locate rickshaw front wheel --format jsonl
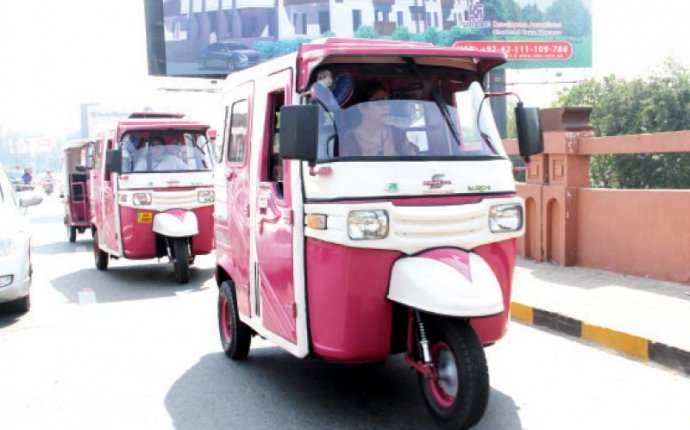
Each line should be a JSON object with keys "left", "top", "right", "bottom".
{"left": 218, "top": 281, "right": 251, "bottom": 360}
{"left": 172, "top": 238, "right": 190, "bottom": 284}
{"left": 418, "top": 318, "right": 489, "bottom": 430}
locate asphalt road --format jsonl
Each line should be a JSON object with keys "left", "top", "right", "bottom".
{"left": 1, "top": 195, "right": 688, "bottom": 430}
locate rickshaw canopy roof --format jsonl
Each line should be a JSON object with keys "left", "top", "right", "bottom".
{"left": 296, "top": 38, "right": 507, "bottom": 92}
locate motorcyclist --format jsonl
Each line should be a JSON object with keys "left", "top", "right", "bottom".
{"left": 22, "top": 169, "right": 32, "bottom": 185}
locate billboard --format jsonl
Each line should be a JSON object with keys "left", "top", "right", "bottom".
{"left": 145, "top": 0, "right": 591, "bottom": 78}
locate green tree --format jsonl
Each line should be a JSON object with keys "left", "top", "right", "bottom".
{"left": 521, "top": 4, "right": 544, "bottom": 22}
{"left": 555, "top": 59, "right": 690, "bottom": 188}
{"left": 391, "top": 26, "right": 411, "bottom": 41}
{"left": 354, "top": 25, "right": 379, "bottom": 39}
{"left": 483, "top": 0, "right": 522, "bottom": 21}
{"left": 545, "top": 0, "right": 591, "bottom": 38}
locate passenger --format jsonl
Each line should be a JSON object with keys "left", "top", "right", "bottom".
{"left": 339, "top": 82, "right": 418, "bottom": 157}
{"left": 133, "top": 137, "right": 187, "bottom": 172}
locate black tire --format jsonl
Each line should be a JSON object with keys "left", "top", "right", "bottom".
{"left": 218, "top": 281, "right": 251, "bottom": 360}
{"left": 93, "top": 231, "right": 109, "bottom": 271}
{"left": 1, "top": 295, "right": 30, "bottom": 313}
{"left": 418, "top": 318, "right": 489, "bottom": 430}
{"left": 172, "top": 238, "right": 190, "bottom": 284}
{"left": 68, "top": 225, "right": 77, "bottom": 242}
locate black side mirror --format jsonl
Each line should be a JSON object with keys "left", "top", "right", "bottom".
{"left": 279, "top": 105, "right": 319, "bottom": 164}
{"left": 75, "top": 165, "right": 87, "bottom": 173}
{"left": 515, "top": 103, "right": 544, "bottom": 158}
{"left": 105, "top": 149, "right": 122, "bottom": 176}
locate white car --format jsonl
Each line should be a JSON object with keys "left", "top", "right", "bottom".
{"left": 0, "top": 165, "right": 42, "bottom": 313}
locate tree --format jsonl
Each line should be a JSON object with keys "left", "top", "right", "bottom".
{"left": 555, "top": 59, "right": 690, "bottom": 188}
{"left": 354, "top": 25, "right": 378, "bottom": 39}
{"left": 391, "top": 26, "right": 411, "bottom": 41}
{"left": 545, "top": 0, "right": 590, "bottom": 38}
{"left": 521, "top": 4, "right": 544, "bottom": 22}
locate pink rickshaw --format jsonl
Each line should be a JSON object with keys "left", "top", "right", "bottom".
{"left": 213, "top": 39, "right": 544, "bottom": 429}
{"left": 63, "top": 139, "right": 95, "bottom": 242}
{"left": 91, "top": 113, "right": 216, "bottom": 283}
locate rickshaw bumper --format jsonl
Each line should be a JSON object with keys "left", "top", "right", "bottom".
{"left": 152, "top": 210, "right": 199, "bottom": 238}
{"left": 387, "top": 248, "right": 504, "bottom": 318}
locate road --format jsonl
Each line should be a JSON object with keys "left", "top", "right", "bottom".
{"left": 1, "top": 195, "right": 689, "bottom": 430}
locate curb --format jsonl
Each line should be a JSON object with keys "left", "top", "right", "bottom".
{"left": 510, "top": 302, "right": 690, "bottom": 376}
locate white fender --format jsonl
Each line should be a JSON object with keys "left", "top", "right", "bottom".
{"left": 388, "top": 253, "right": 504, "bottom": 317}
{"left": 152, "top": 211, "right": 199, "bottom": 237}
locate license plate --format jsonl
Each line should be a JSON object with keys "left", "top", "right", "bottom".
{"left": 137, "top": 212, "right": 153, "bottom": 223}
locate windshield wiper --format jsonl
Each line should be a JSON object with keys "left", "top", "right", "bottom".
{"left": 403, "top": 57, "right": 463, "bottom": 151}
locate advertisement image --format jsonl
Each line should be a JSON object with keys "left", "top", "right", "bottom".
{"left": 147, "top": 0, "right": 591, "bottom": 78}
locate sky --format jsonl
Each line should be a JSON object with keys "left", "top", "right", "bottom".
{"left": 1, "top": 0, "right": 689, "bottom": 137}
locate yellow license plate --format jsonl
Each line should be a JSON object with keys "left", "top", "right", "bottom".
{"left": 137, "top": 212, "right": 153, "bottom": 223}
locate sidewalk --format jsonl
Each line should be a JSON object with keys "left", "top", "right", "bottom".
{"left": 510, "top": 258, "right": 690, "bottom": 376}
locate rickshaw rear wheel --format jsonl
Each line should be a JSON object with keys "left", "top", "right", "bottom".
{"left": 172, "top": 238, "right": 190, "bottom": 284}
{"left": 67, "top": 225, "right": 76, "bottom": 242}
{"left": 93, "top": 231, "right": 108, "bottom": 271}
{"left": 418, "top": 318, "right": 489, "bottom": 430}
{"left": 218, "top": 281, "right": 251, "bottom": 360}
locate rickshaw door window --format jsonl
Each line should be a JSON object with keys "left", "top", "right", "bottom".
{"left": 265, "top": 90, "right": 285, "bottom": 196}
{"left": 227, "top": 100, "right": 248, "bottom": 163}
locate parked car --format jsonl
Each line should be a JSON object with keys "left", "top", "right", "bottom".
{"left": 0, "top": 165, "right": 42, "bottom": 313}
{"left": 198, "top": 41, "right": 260, "bottom": 71}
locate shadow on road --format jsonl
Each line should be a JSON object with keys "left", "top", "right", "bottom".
{"left": 32, "top": 239, "right": 92, "bottom": 255}
{"left": 165, "top": 350, "right": 522, "bottom": 430}
{"left": 49, "top": 263, "right": 214, "bottom": 304}
{"left": 0, "top": 311, "right": 24, "bottom": 329}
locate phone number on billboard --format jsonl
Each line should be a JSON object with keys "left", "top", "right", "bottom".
{"left": 454, "top": 41, "right": 572, "bottom": 60}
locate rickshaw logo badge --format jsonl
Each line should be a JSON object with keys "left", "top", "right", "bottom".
{"left": 423, "top": 174, "right": 452, "bottom": 190}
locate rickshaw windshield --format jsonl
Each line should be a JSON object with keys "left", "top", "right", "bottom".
{"left": 313, "top": 69, "right": 505, "bottom": 161}
{"left": 120, "top": 131, "right": 214, "bottom": 173}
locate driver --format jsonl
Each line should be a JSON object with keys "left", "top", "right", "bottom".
{"left": 339, "top": 82, "right": 418, "bottom": 157}
{"left": 133, "top": 137, "right": 187, "bottom": 172}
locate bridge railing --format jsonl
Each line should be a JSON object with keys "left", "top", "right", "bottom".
{"left": 505, "top": 107, "right": 690, "bottom": 284}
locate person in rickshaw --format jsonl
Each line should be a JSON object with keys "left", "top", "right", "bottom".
{"left": 338, "top": 82, "right": 419, "bottom": 157}
{"left": 133, "top": 136, "right": 187, "bottom": 172}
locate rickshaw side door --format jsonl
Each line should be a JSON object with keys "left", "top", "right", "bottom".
{"left": 90, "top": 139, "right": 103, "bottom": 229}
{"left": 254, "top": 70, "right": 296, "bottom": 343}
{"left": 216, "top": 83, "right": 254, "bottom": 316}
{"left": 102, "top": 137, "right": 119, "bottom": 253}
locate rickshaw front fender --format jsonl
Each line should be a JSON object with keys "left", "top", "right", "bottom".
{"left": 387, "top": 249, "right": 504, "bottom": 318}
{"left": 152, "top": 210, "right": 199, "bottom": 238}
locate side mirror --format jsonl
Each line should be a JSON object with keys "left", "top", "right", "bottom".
{"left": 279, "top": 105, "right": 319, "bottom": 164}
{"left": 515, "top": 104, "right": 544, "bottom": 158}
{"left": 19, "top": 194, "right": 43, "bottom": 208}
{"left": 75, "top": 165, "right": 87, "bottom": 173}
{"left": 207, "top": 129, "right": 217, "bottom": 141}
{"left": 105, "top": 149, "right": 122, "bottom": 176}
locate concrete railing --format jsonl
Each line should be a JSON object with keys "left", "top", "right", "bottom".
{"left": 505, "top": 107, "right": 690, "bottom": 284}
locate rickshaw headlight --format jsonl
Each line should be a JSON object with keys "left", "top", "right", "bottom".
{"left": 348, "top": 210, "right": 389, "bottom": 240}
{"left": 133, "top": 193, "right": 152, "bottom": 206}
{"left": 198, "top": 190, "right": 214, "bottom": 203}
{"left": 0, "top": 235, "right": 16, "bottom": 257}
{"left": 489, "top": 204, "right": 523, "bottom": 232}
